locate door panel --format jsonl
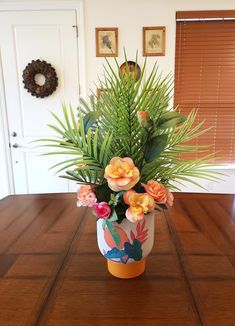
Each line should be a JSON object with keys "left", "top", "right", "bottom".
{"left": 25, "top": 154, "right": 69, "bottom": 194}
{"left": 0, "top": 10, "right": 80, "bottom": 194}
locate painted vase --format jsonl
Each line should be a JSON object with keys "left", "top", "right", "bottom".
{"left": 97, "top": 212, "right": 154, "bottom": 279}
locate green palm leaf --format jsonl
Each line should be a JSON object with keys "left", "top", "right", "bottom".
{"left": 37, "top": 53, "right": 221, "bottom": 190}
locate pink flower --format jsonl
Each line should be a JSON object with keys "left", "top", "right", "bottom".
{"left": 166, "top": 190, "right": 174, "bottom": 207}
{"left": 104, "top": 157, "right": 140, "bottom": 192}
{"left": 93, "top": 202, "right": 111, "bottom": 219}
{"left": 77, "top": 185, "right": 97, "bottom": 207}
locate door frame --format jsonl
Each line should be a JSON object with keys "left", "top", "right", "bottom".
{"left": 0, "top": 0, "right": 86, "bottom": 197}
{"left": 0, "top": 51, "right": 14, "bottom": 196}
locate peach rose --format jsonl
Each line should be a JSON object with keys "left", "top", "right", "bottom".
{"left": 104, "top": 157, "right": 140, "bottom": 192}
{"left": 142, "top": 180, "right": 168, "bottom": 204}
{"left": 77, "top": 185, "right": 97, "bottom": 207}
{"left": 124, "top": 190, "right": 155, "bottom": 223}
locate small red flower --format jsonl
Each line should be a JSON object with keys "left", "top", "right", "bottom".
{"left": 93, "top": 202, "right": 111, "bottom": 219}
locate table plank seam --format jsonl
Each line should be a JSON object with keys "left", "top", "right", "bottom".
{"left": 34, "top": 208, "right": 88, "bottom": 326}
{"left": 164, "top": 210, "right": 203, "bottom": 326}
{"left": 2, "top": 203, "right": 51, "bottom": 254}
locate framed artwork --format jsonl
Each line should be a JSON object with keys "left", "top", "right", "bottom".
{"left": 119, "top": 61, "right": 141, "bottom": 83}
{"left": 143, "top": 26, "right": 166, "bottom": 56}
{"left": 95, "top": 28, "right": 118, "bottom": 57}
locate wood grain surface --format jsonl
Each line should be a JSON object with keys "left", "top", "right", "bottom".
{"left": 0, "top": 193, "right": 235, "bottom": 325}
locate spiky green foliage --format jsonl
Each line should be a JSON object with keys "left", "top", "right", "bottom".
{"left": 37, "top": 54, "right": 221, "bottom": 190}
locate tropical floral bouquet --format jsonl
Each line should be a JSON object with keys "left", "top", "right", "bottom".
{"left": 39, "top": 56, "right": 219, "bottom": 228}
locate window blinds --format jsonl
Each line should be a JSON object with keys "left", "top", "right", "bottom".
{"left": 174, "top": 12, "right": 235, "bottom": 163}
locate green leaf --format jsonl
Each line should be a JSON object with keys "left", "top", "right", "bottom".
{"left": 93, "top": 129, "right": 99, "bottom": 160}
{"left": 36, "top": 55, "right": 220, "bottom": 192}
{"left": 83, "top": 111, "right": 100, "bottom": 133}
{"left": 103, "top": 132, "right": 113, "bottom": 166}
{"left": 157, "top": 112, "right": 186, "bottom": 129}
{"left": 158, "top": 116, "right": 185, "bottom": 129}
{"left": 108, "top": 209, "right": 118, "bottom": 222}
{"left": 145, "top": 134, "right": 168, "bottom": 162}
{"left": 87, "top": 128, "right": 92, "bottom": 156}
{"left": 109, "top": 191, "right": 124, "bottom": 206}
{"left": 99, "top": 132, "right": 109, "bottom": 163}
{"left": 105, "top": 220, "right": 121, "bottom": 247}
{"left": 49, "top": 110, "right": 66, "bottom": 130}
{"left": 95, "top": 183, "right": 112, "bottom": 202}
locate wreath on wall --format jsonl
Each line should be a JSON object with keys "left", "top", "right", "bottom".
{"left": 22, "top": 59, "right": 58, "bottom": 98}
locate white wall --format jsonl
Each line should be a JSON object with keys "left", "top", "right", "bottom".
{"left": 1, "top": 0, "right": 235, "bottom": 197}
{"left": 83, "top": 0, "right": 235, "bottom": 194}
{"left": 84, "top": 0, "right": 235, "bottom": 93}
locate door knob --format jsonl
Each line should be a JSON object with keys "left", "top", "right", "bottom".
{"left": 11, "top": 131, "right": 17, "bottom": 137}
{"left": 12, "top": 143, "right": 19, "bottom": 148}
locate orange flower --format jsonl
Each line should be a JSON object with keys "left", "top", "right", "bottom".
{"left": 104, "top": 157, "right": 140, "bottom": 192}
{"left": 124, "top": 190, "right": 155, "bottom": 223}
{"left": 142, "top": 180, "right": 168, "bottom": 204}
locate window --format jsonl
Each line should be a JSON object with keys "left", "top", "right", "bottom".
{"left": 174, "top": 11, "right": 235, "bottom": 163}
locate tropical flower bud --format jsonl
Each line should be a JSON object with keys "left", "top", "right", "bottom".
{"left": 137, "top": 111, "right": 153, "bottom": 129}
{"left": 104, "top": 157, "right": 140, "bottom": 192}
{"left": 76, "top": 163, "right": 87, "bottom": 168}
{"left": 93, "top": 202, "right": 111, "bottom": 219}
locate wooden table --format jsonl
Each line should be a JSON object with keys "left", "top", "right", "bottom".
{"left": 0, "top": 193, "right": 235, "bottom": 325}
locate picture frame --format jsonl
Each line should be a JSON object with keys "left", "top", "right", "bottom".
{"left": 95, "top": 28, "right": 118, "bottom": 57}
{"left": 143, "top": 26, "right": 166, "bottom": 56}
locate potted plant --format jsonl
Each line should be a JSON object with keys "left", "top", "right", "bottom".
{"left": 38, "top": 56, "right": 220, "bottom": 278}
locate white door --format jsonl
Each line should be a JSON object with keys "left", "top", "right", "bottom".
{"left": 0, "top": 10, "right": 80, "bottom": 194}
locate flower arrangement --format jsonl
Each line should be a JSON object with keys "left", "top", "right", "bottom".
{"left": 39, "top": 56, "right": 220, "bottom": 231}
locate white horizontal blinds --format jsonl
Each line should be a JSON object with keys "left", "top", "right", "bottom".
{"left": 174, "top": 12, "right": 235, "bottom": 163}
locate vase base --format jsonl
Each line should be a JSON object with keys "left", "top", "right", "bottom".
{"left": 107, "top": 259, "right": 146, "bottom": 279}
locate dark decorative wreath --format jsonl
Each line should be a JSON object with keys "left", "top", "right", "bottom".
{"left": 22, "top": 59, "right": 58, "bottom": 98}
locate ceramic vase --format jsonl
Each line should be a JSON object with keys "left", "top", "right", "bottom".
{"left": 97, "top": 212, "right": 154, "bottom": 279}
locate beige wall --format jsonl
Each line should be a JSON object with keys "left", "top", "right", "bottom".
{"left": 1, "top": 0, "right": 235, "bottom": 198}
{"left": 84, "top": 0, "right": 235, "bottom": 95}
{"left": 83, "top": 0, "right": 235, "bottom": 193}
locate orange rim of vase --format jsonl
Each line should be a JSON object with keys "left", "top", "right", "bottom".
{"left": 107, "top": 259, "right": 146, "bottom": 279}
